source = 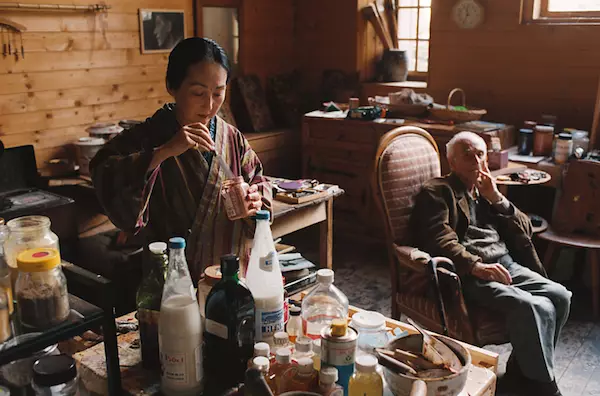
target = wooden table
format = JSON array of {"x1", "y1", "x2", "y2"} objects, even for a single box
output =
[{"x1": 74, "y1": 309, "x2": 498, "y2": 396}]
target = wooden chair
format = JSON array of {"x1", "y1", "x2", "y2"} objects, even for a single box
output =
[
  {"x1": 539, "y1": 159, "x2": 600, "y2": 317},
  {"x1": 372, "y1": 126, "x2": 508, "y2": 346}
]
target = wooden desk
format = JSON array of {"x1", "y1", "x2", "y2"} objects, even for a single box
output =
[{"x1": 74, "y1": 310, "x2": 497, "y2": 396}]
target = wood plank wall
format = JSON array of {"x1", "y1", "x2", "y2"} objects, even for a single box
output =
[
  {"x1": 428, "y1": 0, "x2": 600, "y2": 137},
  {"x1": 0, "y1": 0, "x2": 194, "y2": 167}
]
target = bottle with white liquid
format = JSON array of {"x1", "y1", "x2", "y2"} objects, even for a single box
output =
[
  {"x1": 245, "y1": 210, "x2": 285, "y2": 346},
  {"x1": 159, "y1": 237, "x2": 203, "y2": 395}
]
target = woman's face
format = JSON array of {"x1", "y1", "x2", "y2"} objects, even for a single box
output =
[{"x1": 169, "y1": 61, "x2": 227, "y2": 126}]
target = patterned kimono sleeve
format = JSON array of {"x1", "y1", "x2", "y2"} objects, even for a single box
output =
[
  {"x1": 89, "y1": 126, "x2": 159, "y2": 234},
  {"x1": 238, "y1": 133, "x2": 273, "y2": 215}
]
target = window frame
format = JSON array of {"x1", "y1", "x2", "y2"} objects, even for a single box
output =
[
  {"x1": 521, "y1": 0, "x2": 600, "y2": 25},
  {"x1": 396, "y1": 1, "x2": 430, "y2": 78}
]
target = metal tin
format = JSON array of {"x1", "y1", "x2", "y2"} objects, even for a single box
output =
[{"x1": 321, "y1": 321, "x2": 358, "y2": 393}]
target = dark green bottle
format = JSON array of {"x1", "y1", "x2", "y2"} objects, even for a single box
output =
[
  {"x1": 204, "y1": 254, "x2": 256, "y2": 394},
  {"x1": 136, "y1": 242, "x2": 168, "y2": 369}
]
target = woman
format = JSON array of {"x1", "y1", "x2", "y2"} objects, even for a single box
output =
[{"x1": 90, "y1": 38, "x2": 271, "y2": 282}]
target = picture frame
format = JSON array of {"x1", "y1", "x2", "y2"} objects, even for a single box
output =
[{"x1": 139, "y1": 9, "x2": 186, "y2": 54}]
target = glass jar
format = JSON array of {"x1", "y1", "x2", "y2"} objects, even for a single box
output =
[
  {"x1": 571, "y1": 130, "x2": 590, "y2": 155},
  {"x1": 554, "y1": 133, "x2": 573, "y2": 165},
  {"x1": 533, "y1": 125, "x2": 554, "y2": 156},
  {"x1": 350, "y1": 311, "x2": 389, "y2": 353},
  {"x1": 221, "y1": 176, "x2": 250, "y2": 221},
  {"x1": 5, "y1": 216, "x2": 60, "y2": 288},
  {"x1": 15, "y1": 248, "x2": 70, "y2": 330},
  {"x1": 0, "y1": 333, "x2": 59, "y2": 388},
  {"x1": 518, "y1": 128, "x2": 534, "y2": 155},
  {"x1": 0, "y1": 218, "x2": 13, "y2": 315},
  {"x1": 32, "y1": 354, "x2": 78, "y2": 396}
]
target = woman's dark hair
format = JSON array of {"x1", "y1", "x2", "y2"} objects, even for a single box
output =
[{"x1": 166, "y1": 37, "x2": 231, "y2": 91}]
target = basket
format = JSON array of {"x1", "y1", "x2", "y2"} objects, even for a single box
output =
[
  {"x1": 429, "y1": 88, "x2": 487, "y2": 122},
  {"x1": 368, "y1": 98, "x2": 431, "y2": 117}
]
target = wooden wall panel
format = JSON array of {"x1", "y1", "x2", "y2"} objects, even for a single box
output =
[{"x1": 0, "y1": 0, "x2": 193, "y2": 170}]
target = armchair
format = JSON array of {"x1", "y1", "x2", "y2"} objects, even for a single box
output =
[{"x1": 372, "y1": 126, "x2": 508, "y2": 346}]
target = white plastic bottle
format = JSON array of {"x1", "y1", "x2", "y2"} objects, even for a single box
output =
[
  {"x1": 301, "y1": 269, "x2": 349, "y2": 339},
  {"x1": 159, "y1": 237, "x2": 203, "y2": 395},
  {"x1": 245, "y1": 210, "x2": 285, "y2": 346}
]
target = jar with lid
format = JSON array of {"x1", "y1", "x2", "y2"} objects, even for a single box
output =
[
  {"x1": 518, "y1": 129, "x2": 534, "y2": 155},
  {"x1": 5, "y1": 216, "x2": 60, "y2": 288},
  {"x1": 0, "y1": 218, "x2": 13, "y2": 315},
  {"x1": 533, "y1": 125, "x2": 554, "y2": 156},
  {"x1": 554, "y1": 133, "x2": 573, "y2": 165},
  {"x1": 0, "y1": 333, "x2": 60, "y2": 388},
  {"x1": 350, "y1": 311, "x2": 389, "y2": 353},
  {"x1": 31, "y1": 354, "x2": 78, "y2": 396},
  {"x1": 571, "y1": 130, "x2": 590, "y2": 155},
  {"x1": 221, "y1": 176, "x2": 250, "y2": 220},
  {"x1": 15, "y1": 248, "x2": 70, "y2": 330}
]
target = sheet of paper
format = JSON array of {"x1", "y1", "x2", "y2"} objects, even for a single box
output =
[{"x1": 508, "y1": 154, "x2": 546, "y2": 164}]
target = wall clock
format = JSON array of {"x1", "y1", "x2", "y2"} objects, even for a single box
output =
[{"x1": 452, "y1": 0, "x2": 485, "y2": 29}]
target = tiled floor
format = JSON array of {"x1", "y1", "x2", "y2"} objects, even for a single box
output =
[{"x1": 286, "y1": 229, "x2": 600, "y2": 396}]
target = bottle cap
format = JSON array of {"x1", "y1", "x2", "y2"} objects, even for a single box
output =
[
  {"x1": 220, "y1": 254, "x2": 240, "y2": 276},
  {"x1": 251, "y1": 210, "x2": 270, "y2": 221},
  {"x1": 519, "y1": 128, "x2": 533, "y2": 134},
  {"x1": 319, "y1": 366, "x2": 338, "y2": 384},
  {"x1": 274, "y1": 331, "x2": 289, "y2": 346},
  {"x1": 169, "y1": 237, "x2": 186, "y2": 249},
  {"x1": 17, "y1": 248, "x2": 61, "y2": 272},
  {"x1": 295, "y1": 337, "x2": 312, "y2": 353},
  {"x1": 330, "y1": 319, "x2": 348, "y2": 337},
  {"x1": 275, "y1": 348, "x2": 291, "y2": 364},
  {"x1": 297, "y1": 357, "x2": 314, "y2": 374},
  {"x1": 252, "y1": 356, "x2": 270, "y2": 372},
  {"x1": 355, "y1": 355, "x2": 378, "y2": 373},
  {"x1": 289, "y1": 305, "x2": 302, "y2": 316},
  {"x1": 32, "y1": 354, "x2": 77, "y2": 387},
  {"x1": 317, "y1": 268, "x2": 334, "y2": 284},
  {"x1": 254, "y1": 342, "x2": 270, "y2": 357},
  {"x1": 148, "y1": 242, "x2": 167, "y2": 255},
  {"x1": 312, "y1": 338, "x2": 321, "y2": 355}
]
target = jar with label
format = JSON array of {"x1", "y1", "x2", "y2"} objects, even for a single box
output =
[
  {"x1": 5, "y1": 216, "x2": 59, "y2": 288},
  {"x1": 533, "y1": 125, "x2": 554, "y2": 156},
  {"x1": 554, "y1": 133, "x2": 573, "y2": 165},
  {"x1": 221, "y1": 176, "x2": 250, "y2": 221},
  {"x1": 15, "y1": 248, "x2": 70, "y2": 330},
  {"x1": 0, "y1": 218, "x2": 13, "y2": 315}
]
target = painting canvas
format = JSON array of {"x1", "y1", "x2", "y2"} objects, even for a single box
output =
[{"x1": 139, "y1": 9, "x2": 185, "y2": 54}]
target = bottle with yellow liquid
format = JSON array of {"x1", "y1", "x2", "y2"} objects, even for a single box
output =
[{"x1": 348, "y1": 355, "x2": 383, "y2": 396}]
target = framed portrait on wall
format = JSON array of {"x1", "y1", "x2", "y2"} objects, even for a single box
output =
[{"x1": 139, "y1": 9, "x2": 185, "y2": 54}]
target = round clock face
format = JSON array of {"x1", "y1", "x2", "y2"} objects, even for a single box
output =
[{"x1": 452, "y1": 0, "x2": 484, "y2": 29}]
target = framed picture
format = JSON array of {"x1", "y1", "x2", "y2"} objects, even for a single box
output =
[{"x1": 139, "y1": 9, "x2": 186, "y2": 54}]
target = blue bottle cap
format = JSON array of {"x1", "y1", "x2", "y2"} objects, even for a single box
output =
[
  {"x1": 169, "y1": 237, "x2": 186, "y2": 249},
  {"x1": 251, "y1": 210, "x2": 270, "y2": 221}
]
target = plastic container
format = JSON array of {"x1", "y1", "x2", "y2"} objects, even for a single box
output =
[
  {"x1": 571, "y1": 130, "x2": 590, "y2": 154},
  {"x1": 348, "y1": 355, "x2": 383, "y2": 396},
  {"x1": 159, "y1": 237, "x2": 203, "y2": 395},
  {"x1": 5, "y1": 216, "x2": 60, "y2": 288},
  {"x1": 554, "y1": 133, "x2": 573, "y2": 165},
  {"x1": 248, "y1": 342, "x2": 272, "y2": 368},
  {"x1": 301, "y1": 269, "x2": 348, "y2": 340},
  {"x1": 350, "y1": 311, "x2": 389, "y2": 353},
  {"x1": 270, "y1": 348, "x2": 297, "y2": 393},
  {"x1": 287, "y1": 305, "x2": 302, "y2": 343},
  {"x1": 245, "y1": 210, "x2": 285, "y2": 345},
  {"x1": 274, "y1": 331, "x2": 292, "y2": 351},
  {"x1": 292, "y1": 337, "x2": 314, "y2": 362},
  {"x1": 0, "y1": 333, "x2": 59, "y2": 388},
  {"x1": 15, "y1": 248, "x2": 70, "y2": 330},
  {"x1": 74, "y1": 137, "x2": 105, "y2": 176},
  {"x1": 280, "y1": 357, "x2": 318, "y2": 393},
  {"x1": 31, "y1": 354, "x2": 78, "y2": 396},
  {"x1": 318, "y1": 367, "x2": 343, "y2": 396},
  {"x1": 221, "y1": 176, "x2": 250, "y2": 221}
]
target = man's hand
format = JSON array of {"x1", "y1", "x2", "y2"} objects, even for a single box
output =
[
  {"x1": 477, "y1": 161, "x2": 502, "y2": 203},
  {"x1": 471, "y1": 262, "x2": 512, "y2": 285},
  {"x1": 245, "y1": 184, "x2": 263, "y2": 217}
]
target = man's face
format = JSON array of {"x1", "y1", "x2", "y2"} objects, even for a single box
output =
[
  {"x1": 169, "y1": 61, "x2": 227, "y2": 126},
  {"x1": 449, "y1": 139, "x2": 487, "y2": 186}
]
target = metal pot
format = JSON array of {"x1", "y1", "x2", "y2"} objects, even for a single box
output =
[{"x1": 383, "y1": 334, "x2": 471, "y2": 396}]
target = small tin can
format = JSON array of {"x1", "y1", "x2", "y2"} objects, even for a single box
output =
[{"x1": 321, "y1": 319, "x2": 357, "y2": 393}]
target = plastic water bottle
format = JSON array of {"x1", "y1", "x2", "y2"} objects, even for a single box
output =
[
  {"x1": 245, "y1": 210, "x2": 285, "y2": 346},
  {"x1": 301, "y1": 269, "x2": 349, "y2": 340}
]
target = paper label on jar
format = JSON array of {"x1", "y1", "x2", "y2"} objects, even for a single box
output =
[
  {"x1": 161, "y1": 350, "x2": 188, "y2": 385},
  {"x1": 195, "y1": 345, "x2": 203, "y2": 382},
  {"x1": 259, "y1": 251, "x2": 276, "y2": 272},
  {"x1": 205, "y1": 318, "x2": 228, "y2": 340},
  {"x1": 255, "y1": 305, "x2": 284, "y2": 341}
]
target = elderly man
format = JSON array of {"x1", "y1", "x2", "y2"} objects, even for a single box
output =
[{"x1": 410, "y1": 132, "x2": 571, "y2": 396}]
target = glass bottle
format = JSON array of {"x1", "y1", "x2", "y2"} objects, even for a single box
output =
[
  {"x1": 302, "y1": 269, "x2": 348, "y2": 339},
  {"x1": 348, "y1": 355, "x2": 383, "y2": 396},
  {"x1": 5, "y1": 216, "x2": 59, "y2": 289},
  {"x1": 31, "y1": 354, "x2": 78, "y2": 396},
  {"x1": 159, "y1": 237, "x2": 203, "y2": 396},
  {"x1": 245, "y1": 210, "x2": 285, "y2": 346},
  {"x1": 0, "y1": 218, "x2": 13, "y2": 315},
  {"x1": 204, "y1": 254, "x2": 256, "y2": 394},
  {"x1": 280, "y1": 357, "x2": 318, "y2": 393},
  {"x1": 319, "y1": 367, "x2": 344, "y2": 396},
  {"x1": 287, "y1": 305, "x2": 302, "y2": 343},
  {"x1": 136, "y1": 242, "x2": 168, "y2": 369},
  {"x1": 269, "y1": 348, "x2": 297, "y2": 394}
]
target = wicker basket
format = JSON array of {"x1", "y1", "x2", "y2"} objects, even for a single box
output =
[
  {"x1": 368, "y1": 98, "x2": 431, "y2": 117},
  {"x1": 430, "y1": 88, "x2": 487, "y2": 122}
]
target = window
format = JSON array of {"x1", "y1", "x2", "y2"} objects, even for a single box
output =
[
  {"x1": 522, "y1": 0, "x2": 600, "y2": 24},
  {"x1": 397, "y1": 0, "x2": 431, "y2": 74}
]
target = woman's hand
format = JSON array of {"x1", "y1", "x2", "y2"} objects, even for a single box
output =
[
  {"x1": 245, "y1": 184, "x2": 263, "y2": 217},
  {"x1": 149, "y1": 123, "x2": 215, "y2": 171}
]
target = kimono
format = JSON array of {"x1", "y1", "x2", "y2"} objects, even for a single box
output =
[{"x1": 90, "y1": 103, "x2": 272, "y2": 283}]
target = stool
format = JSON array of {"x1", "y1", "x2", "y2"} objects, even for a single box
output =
[{"x1": 538, "y1": 227, "x2": 600, "y2": 318}]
